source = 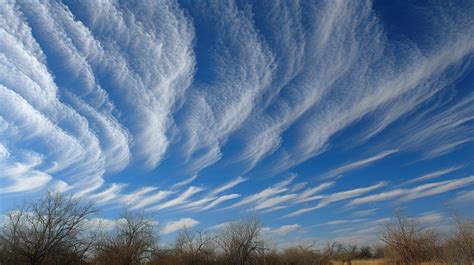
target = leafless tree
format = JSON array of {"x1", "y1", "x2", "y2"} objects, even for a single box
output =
[
  {"x1": 442, "y1": 214, "x2": 474, "y2": 264},
  {"x1": 323, "y1": 241, "x2": 344, "y2": 260},
  {"x1": 273, "y1": 245, "x2": 330, "y2": 265},
  {"x1": 93, "y1": 211, "x2": 158, "y2": 265},
  {"x1": 380, "y1": 211, "x2": 439, "y2": 264},
  {"x1": 216, "y1": 215, "x2": 263, "y2": 265},
  {"x1": 0, "y1": 192, "x2": 97, "y2": 265},
  {"x1": 324, "y1": 242, "x2": 358, "y2": 265},
  {"x1": 174, "y1": 227, "x2": 215, "y2": 264}
]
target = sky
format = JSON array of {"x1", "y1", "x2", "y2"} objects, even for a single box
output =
[{"x1": 0, "y1": 0, "x2": 473, "y2": 247}]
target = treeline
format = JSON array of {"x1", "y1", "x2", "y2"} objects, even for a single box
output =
[{"x1": 0, "y1": 193, "x2": 472, "y2": 265}]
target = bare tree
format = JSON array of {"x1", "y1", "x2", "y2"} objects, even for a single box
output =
[
  {"x1": 380, "y1": 211, "x2": 439, "y2": 264},
  {"x1": 324, "y1": 242, "x2": 358, "y2": 265},
  {"x1": 216, "y1": 215, "x2": 263, "y2": 265},
  {"x1": 275, "y1": 245, "x2": 330, "y2": 265},
  {"x1": 0, "y1": 192, "x2": 97, "y2": 265},
  {"x1": 442, "y1": 214, "x2": 474, "y2": 264},
  {"x1": 323, "y1": 241, "x2": 344, "y2": 260},
  {"x1": 93, "y1": 211, "x2": 158, "y2": 265},
  {"x1": 175, "y1": 227, "x2": 215, "y2": 264}
]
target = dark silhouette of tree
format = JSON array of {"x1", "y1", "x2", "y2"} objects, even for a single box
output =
[
  {"x1": 94, "y1": 211, "x2": 157, "y2": 265},
  {"x1": 216, "y1": 215, "x2": 263, "y2": 265},
  {"x1": 175, "y1": 227, "x2": 215, "y2": 264},
  {"x1": 0, "y1": 192, "x2": 97, "y2": 265},
  {"x1": 380, "y1": 211, "x2": 438, "y2": 264}
]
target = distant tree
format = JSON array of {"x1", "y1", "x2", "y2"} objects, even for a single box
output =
[
  {"x1": 216, "y1": 215, "x2": 263, "y2": 265},
  {"x1": 442, "y1": 214, "x2": 474, "y2": 264},
  {"x1": 323, "y1": 241, "x2": 344, "y2": 260},
  {"x1": 0, "y1": 192, "x2": 97, "y2": 265},
  {"x1": 372, "y1": 244, "x2": 386, "y2": 258},
  {"x1": 357, "y1": 246, "x2": 373, "y2": 259},
  {"x1": 276, "y1": 245, "x2": 330, "y2": 265},
  {"x1": 94, "y1": 211, "x2": 157, "y2": 265},
  {"x1": 380, "y1": 211, "x2": 439, "y2": 264},
  {"x1": 174, "y1": 227, "x2": 215, "y2": 265}
]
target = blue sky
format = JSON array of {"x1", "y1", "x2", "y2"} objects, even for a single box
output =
[{"x1": 0, "y1": 0, "x2": 473, "y2": 247}]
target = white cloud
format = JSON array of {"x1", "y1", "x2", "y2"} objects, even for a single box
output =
[
  {"x1": 297, "y1": 182, "x2": 334, "y2": 202},
  {"x1": 171, "y1": 175, "x2": 198, "y2": 190},
  {"x1": 132, "y1": 190, "x2": 173, "y2": 210},
  {"x1": 325, "y1": 219, "x2": 366, "y2": 225},
  {"x1": 202, "y1": 194, "x2": 241, "y2": 211},
  {"x1": 353, "y1": 208, "x2": 379, "y2": 217},
  {"x1": 120, "y1": 186, "x2": 159, "y2": 206},
  {"x1": 209, "y1": 176, "x2": 247, "y2": 196},
  {"x1": 148, "y1": 186, "x2": 203, "y2": 212},
  {"x1": 347, "y1": 175, "x2": 474, "y2": 206},
  {"x1": 264, "y1": 224, "x2": 301, "y2": 236},
  {"x1": 89, "y1": 183, "x2": 126, "y2": 204},
  {"x1": 174, "y1": 0, "x2": 274, "y2": 173},
  {"x1": 256, "y1": 194, "x2": 297, "y2": 210},
  {"x1": 403, "y1": 165, "x2": 464, "y2": 185},
  {"x1": 320, "y1": 150, "x2": 398, "y2": 179},
  {"x1": 415, "y1": 212, "x2": 443, "y2": 224},
  {"x1": 161, "y1": 218, "x2": 199, "y2": 235},
  {"x1": 285, "y1": 182, "x2": 386, "y2": 217},
  {"x1": 449, "y1": 190, "x2": 474, "y2": 203},
  {"x1": 222, "y1": 175, "x2": 295, "y2": 210}
]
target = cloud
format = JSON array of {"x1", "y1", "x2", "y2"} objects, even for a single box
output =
[
  {"x1": 320, "y1": 150, "x2": 398, "y2": 179},
  {"x1": 0, "y1": 148, "x2": 52, "y2": 193},
  {"x1": 325, "y1": 219, "x2": 367, "y2": 225},
  {"x1": 161, "y1": 218, "x2": 199, "y2": 235},
  {"x1": 174, "y1": 0, "x2": 275, "y2": 173},
  {"x1": 148, "y1": 186, "x2": 203, "y2": 212},
  {"x1": 221, "y1": 175, "x2": 296, "y2": 210},
  {"x1": 449, "y1": 190, "x2": 474, "y2": 204},
  {"x1": 297, "y1": 181, "x2": 334, "y2": 202},
  {"x1": 285, "y1": 182, "x2": 386, "y2": 217},
  {"x1": 3, "y1": 0, "x2": 195, "y2": 182},
  {"x1": 89, "y1": 183, "x2": 126, "y2": 204},
  {"x1": 403, "y1": 165, "x2": 464, "y2": 185},
  {"x1": 264, "y1": 224, "x2": 301, "y2": 236},
  {"x1": 400, "y1": 176, "x2": 474, "y2": 202},
  {"x1": 120, "y1": 186, "x2": 159, "y2": 206},
  {"x1": 131, "y1": 190, "x2": 173, "y2": 209},
  {"x1": 0, "y1": 0, "x2": 473, "y2": 240},
  {"x1": 256, "y1": 194, "x2": 297, "y2": 211},
  {"x1": 415, "y1": 212, "x2": 443, "y2": 224},
  {"x1": 171, "y1": 175, "x2": 198, "y2": 190},
  {"x1": 347, "y1": 175, "x2": 474, "y2": 206},
  {"x1": 353, "y1": 208, "x2": 379, "y2": 217},
  {"x1": 209, "y1": 176, "x2": 247, "y2": 196},
  {"x1": 201, "y1": 194, "x2": 241, "y2": 211},
  {"x1": 62, "y1": 0, "x2": 195, "y2": 169}
]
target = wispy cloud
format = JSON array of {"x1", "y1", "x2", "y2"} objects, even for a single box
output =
[
  {"x1": 161, "y1": 218, "x2": 199, "y2": 235},
  {"x1": 403, "y1": 165, "x2": 463, "y2": 185},
  {"x1": 0, "y1": 0, "x2": 472, "y2": 241},
  {"x1": 202, "y1": 194, "x2": 241, "y2": 211},
  {"x1": 285, "y1": 182, "x2": 386, "y2": 217},
  {"x1": 209, "y1": 176, "x2": 247, "y2": 196},
  {"x1": 171, "y1": 175, "x2": 198, "y2": 190},
  {"x1": 325, "y1": 219, "x2": 367, "y2": 225},
  {"x1": 148, "y1": 186, "x2": 203, "y2": 212},
  {"x1": 353, "y1": 208, "x2": 379, "y2": 217},
  {"x1": 320, "y1": 150, "x2": 398, "y2": 179},
  {"x1": 221, "y1": 175, "x2": 295, "y2": 211},
  {"x1": 175, "y1": 0, "x2": 274, "y2": 173},
  {"x1": 131, "y1": 190, "x2": 173, "y2": 210},
  {"x1": 263, "y1": 224, "x2": 301, "y2": 236},
  {"x1": 449, "y1": 190, "x2": 474, "y2": 204},
  {"x1": 347, "y1": 175, "x2": 474, "y2": 206}
]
